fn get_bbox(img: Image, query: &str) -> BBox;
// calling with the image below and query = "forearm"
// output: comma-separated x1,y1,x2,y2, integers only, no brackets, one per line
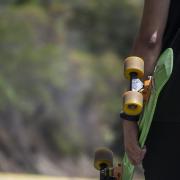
123,120,139,142
128,0,170,78
123,118,146,165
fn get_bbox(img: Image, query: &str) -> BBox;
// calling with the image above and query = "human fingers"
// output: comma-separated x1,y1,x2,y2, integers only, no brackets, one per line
126,146,146,165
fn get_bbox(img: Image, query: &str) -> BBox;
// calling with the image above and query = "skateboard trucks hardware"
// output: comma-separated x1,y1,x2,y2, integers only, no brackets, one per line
129,72,144,92
123,56,144,116
121,76,153,121
94,148,122,180
99,164,122,180
122,57,154,117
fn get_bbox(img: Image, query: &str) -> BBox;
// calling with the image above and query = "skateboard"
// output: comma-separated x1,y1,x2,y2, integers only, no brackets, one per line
93,48,173,180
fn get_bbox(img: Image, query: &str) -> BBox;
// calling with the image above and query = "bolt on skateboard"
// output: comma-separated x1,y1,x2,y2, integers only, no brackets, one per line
94,48,173,180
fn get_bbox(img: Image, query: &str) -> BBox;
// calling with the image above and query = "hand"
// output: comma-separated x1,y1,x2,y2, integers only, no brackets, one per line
123,120,146,165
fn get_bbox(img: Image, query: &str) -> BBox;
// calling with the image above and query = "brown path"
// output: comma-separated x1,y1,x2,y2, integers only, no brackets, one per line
0,173,144,180
0,174,95,180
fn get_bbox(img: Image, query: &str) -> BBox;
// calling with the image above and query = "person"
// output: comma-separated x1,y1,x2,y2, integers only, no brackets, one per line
123,0,180,179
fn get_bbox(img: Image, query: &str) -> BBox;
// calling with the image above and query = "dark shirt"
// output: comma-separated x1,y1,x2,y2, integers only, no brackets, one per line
162,0,180,51
153,0,180,122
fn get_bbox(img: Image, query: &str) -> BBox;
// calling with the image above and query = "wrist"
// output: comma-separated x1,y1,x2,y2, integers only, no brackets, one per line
123,120,139,140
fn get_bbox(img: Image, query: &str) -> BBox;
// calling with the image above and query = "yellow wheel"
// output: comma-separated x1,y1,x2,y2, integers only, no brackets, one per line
124,56,144,80
123,91,143,115
94,147,113,170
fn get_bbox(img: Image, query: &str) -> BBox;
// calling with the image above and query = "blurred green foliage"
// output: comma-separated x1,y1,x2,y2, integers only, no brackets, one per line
68,0,140,55
0,0,142,174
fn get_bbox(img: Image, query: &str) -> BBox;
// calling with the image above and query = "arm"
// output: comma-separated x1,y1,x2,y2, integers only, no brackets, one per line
123,0,171,165
131,0,171,77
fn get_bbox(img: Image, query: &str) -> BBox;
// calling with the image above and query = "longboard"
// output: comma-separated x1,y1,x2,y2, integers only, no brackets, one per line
122,48,173,180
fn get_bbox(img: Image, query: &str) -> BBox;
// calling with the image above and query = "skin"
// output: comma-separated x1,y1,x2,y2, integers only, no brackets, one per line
123,0,171,165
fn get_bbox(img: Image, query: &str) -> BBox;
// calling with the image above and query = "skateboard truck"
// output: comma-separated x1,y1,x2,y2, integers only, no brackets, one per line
122,56,153,119
94,148,122,180
120,56,155,121
122,56,144,116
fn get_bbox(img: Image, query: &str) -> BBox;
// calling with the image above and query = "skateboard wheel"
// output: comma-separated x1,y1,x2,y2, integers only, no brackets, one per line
94,147,113,170
123,91,143,115
124,56,144,80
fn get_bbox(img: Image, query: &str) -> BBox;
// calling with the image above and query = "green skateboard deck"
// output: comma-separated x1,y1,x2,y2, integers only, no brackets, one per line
122,48,173,180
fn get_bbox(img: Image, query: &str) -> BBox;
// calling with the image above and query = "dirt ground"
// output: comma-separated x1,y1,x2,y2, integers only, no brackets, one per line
0,173,144,180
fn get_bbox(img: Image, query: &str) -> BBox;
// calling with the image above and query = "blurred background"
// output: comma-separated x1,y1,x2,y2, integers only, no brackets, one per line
0,0,143,178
